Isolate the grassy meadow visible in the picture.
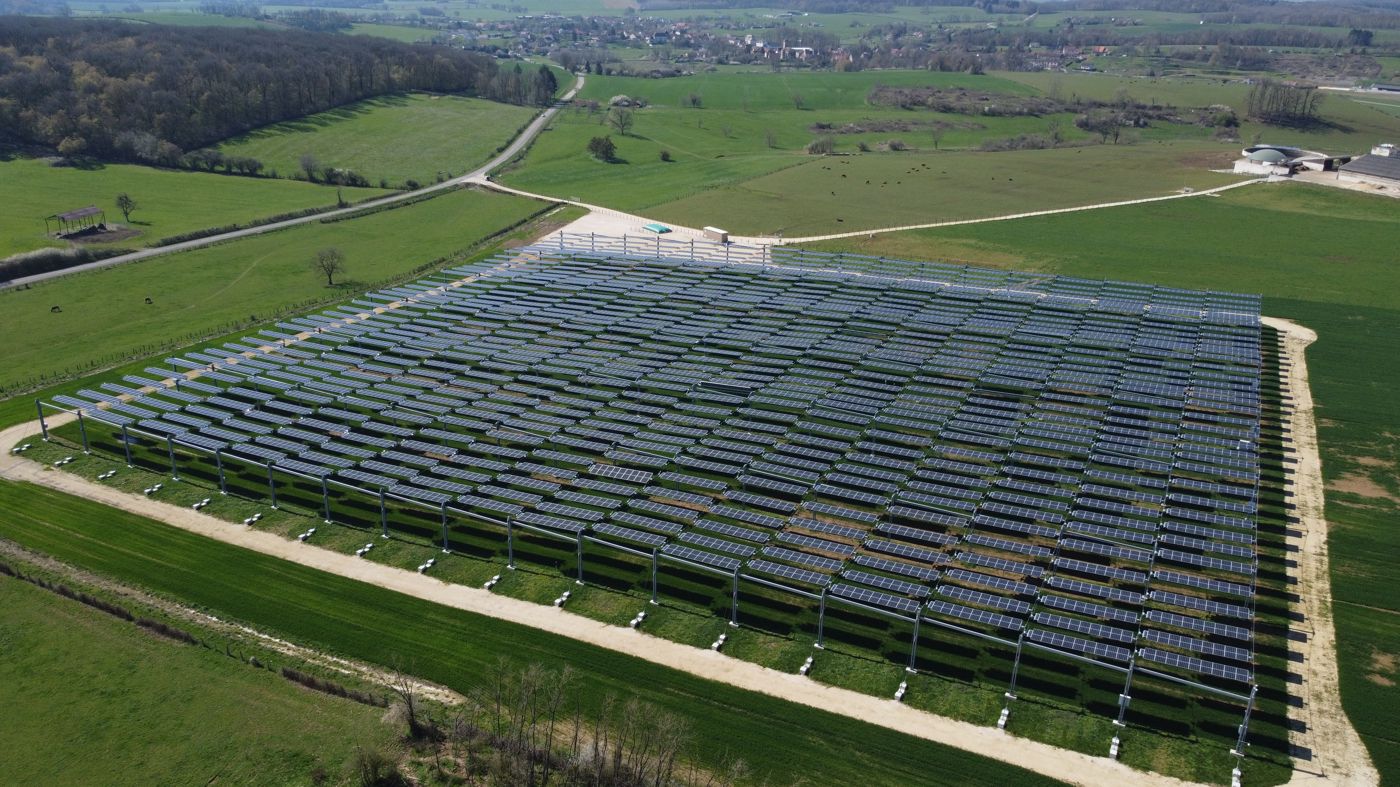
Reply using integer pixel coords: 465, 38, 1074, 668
0, 188, 546, 396
216, 93, 538, 188
0, 480, 1065, 787
2, 157, 386, 257
500, 69, 1400, 235
650, 143, 1239, 237
803, 182, 1400, 784
0, 575, 397, 786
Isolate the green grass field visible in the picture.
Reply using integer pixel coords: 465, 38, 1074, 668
216, 93, 538, 188
0, 480, 1065, 787
502, 69, 1400, 235
349, 22, 437, 42
1, 157, 386, 257
648, 143, 1239, 236
0, 188, 545, 396
803, 182, 1400, 785
0, 574, 396, 785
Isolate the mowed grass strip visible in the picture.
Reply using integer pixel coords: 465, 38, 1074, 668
0, 187, 544, 395
0, 479, 1064, 787
0, 575, 396, 786
803, 182, 1400, 784
216, 92, 538, 187
1, 157, 386, 257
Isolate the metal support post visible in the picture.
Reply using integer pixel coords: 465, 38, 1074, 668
622, 235, 628, 255
378, 488, 388, 538
729, 570, 740, 627
649, 549, 659, 605
213, 449, 226, 494
266, 462, 277, 508
575, 533, 585, 584
814, 588, 828, 649
120, 425, 133, 467
1233, 685, 1258, 757
36, 400, 49, 440
76, 409, 90, 453
166, 435, 180, 481
1115, 660, 1137, 728
440, 502, 450, 552
907, 614, 922, 673
1006, 635, 1025, 701
321, 476, 332, 522
590, 232, 595, 253
506, 518, 516, 569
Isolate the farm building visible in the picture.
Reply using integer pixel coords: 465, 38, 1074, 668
1232, 145, 1348, 176
1336, 143, 1400, 188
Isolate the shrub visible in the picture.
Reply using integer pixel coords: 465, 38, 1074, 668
136, 617, 199, 645
659, 149, 672, 162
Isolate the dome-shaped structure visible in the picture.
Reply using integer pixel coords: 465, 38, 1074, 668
1248, 148, 1288, 163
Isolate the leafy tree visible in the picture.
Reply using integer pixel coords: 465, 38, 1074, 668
311, 247, 345, 286
587, 135, 617, 162
533, 65, 558, 105
115, 193, 137, 223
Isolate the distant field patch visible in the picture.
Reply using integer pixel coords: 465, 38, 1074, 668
349, 22, 436, 42
0, 157, 385, 257
216, 92, 537, 187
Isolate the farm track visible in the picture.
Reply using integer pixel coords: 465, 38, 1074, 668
0, 316, 1367, 787
477, 175, 1264, 247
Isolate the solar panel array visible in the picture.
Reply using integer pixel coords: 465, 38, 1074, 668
60, 244, 1263, 686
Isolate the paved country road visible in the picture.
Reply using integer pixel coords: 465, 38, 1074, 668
1, 74, 586, 291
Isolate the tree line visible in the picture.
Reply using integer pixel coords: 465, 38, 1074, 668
0, 17, 555, 163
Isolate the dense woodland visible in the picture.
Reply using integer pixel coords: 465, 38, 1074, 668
0, 17, 556, 162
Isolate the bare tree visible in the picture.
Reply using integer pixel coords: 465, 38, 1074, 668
115, 193, 137, 223
791, 92, 805, 110
764, 128, 777, 148
930, 123, 946, 150
389, 656, 424, 738
299, 152, 319, 182
608, 106, 635, 136
311, 247, 345, 286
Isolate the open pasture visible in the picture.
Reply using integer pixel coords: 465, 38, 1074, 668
0, 573, 396, 785
216, 92, 537, 188
1, 157, 386, 258
648, 142, 1240, 236
0, 188, 544, 397
502, 69, 1245, 229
